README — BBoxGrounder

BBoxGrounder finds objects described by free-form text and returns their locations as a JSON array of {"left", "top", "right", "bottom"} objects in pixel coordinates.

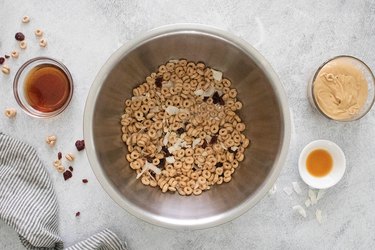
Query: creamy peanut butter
[{"left": 313, "top": 58, "right": 368, "bottom": 120}]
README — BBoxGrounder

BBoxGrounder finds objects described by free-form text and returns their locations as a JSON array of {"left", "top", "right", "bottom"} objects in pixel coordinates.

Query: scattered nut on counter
[
  {"left": 65, "top": 153, "right": 75, "bottom": 161},
  {"left": 4, "top": 108, "right": 17, "bottom": 118},
  {"left": 46, "top": 135, "right": 57, "bottom": 146},
  {"left": 19, "top": 41, "right": 27, "bottom": 49},
  {"left": 11, "top": 51, "right": 19, "bottom": 58},
  {"left": 2, "top": 65, "right": 10, "bottom": 75},
  {"left": 35, "top": 29, "right": 43, "bottom": 37},
  {"left": 39, "top": 38, "right": 47, "bottom": 47},
  {"left": 22, "top": 16, "right": 30, "bottom": 23}
]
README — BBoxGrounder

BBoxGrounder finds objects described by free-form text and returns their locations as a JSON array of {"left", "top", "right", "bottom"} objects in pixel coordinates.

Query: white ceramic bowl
[{"left": 298, "top": 140, "right": 346, "bottom": 189}]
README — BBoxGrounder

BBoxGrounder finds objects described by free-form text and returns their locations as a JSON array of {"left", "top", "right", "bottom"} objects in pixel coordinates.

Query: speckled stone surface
[{"left": 1, "top": 1, "right": 375, "bottom": 249}]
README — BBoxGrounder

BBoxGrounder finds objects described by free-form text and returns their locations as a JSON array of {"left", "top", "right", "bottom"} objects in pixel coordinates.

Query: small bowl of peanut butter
[{"left": 308, "top": 55, "right": 375, "bottom": 121}]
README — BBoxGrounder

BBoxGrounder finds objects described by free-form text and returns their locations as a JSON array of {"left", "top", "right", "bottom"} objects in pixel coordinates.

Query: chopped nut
[
  {"left": 11, "top": 51, "right": 19, "bottom": 59},
  {"left": 46, "top": 135, "right": 57, "bottom": 146},
  {"left": 34, "top": 29, "right": 43, "bottom": 37},
  {"left": 22, "top": 16, "right": 30, "bottom": 23},
  {"left": 65, "top": 153, "right": 75, "bottom": 161},
  {"left": 4, "top": 108, "right": 16, "bottom": 118},
  {"left": 2, "top": 65, "right": 10, "bottom": 75},
  {"left": 19, "top": 41, "right": 27, "bottom": 49},
  {"left": 39, "top": 38, "right": 47, "bottom": 47}
]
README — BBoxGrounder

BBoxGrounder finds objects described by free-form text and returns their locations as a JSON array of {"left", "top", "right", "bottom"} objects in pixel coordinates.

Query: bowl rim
[{"left": 83, "top": 23, "right": 291, "bottom": 229}]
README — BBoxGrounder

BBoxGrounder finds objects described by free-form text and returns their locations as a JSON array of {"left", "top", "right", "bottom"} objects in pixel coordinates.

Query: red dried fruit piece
[
  {"left": 63, "top": 170, "right": 72, "bottom": 181},
  {"left": 4, "top": 55, "right": 10, "bottom": 59},
  {"left": 15, "top": 32, "right": 25, "bottom": 41},
  {"left": 75, "top": 212, "right": 80, "bottom": 217},
  {"left": 0, "top": 57, "right": 4, "bottom": 65},
  {"left": 155, "top": 76, "right": 163, "bottom": 88},
  {"left": 69, "top": 166, "right": 73, "bottom": 171},
  {"left": 210, "top": 135, "right": 218, "bottom": 144},
  {"left": 82, "top": 179, "right": 88, "bottom": 183},
  {"left": 57, "top": 152, "right": 62, "bottom": 160},
  {"left": 75, "top": 140, "right": 85, "bottom": 151}
]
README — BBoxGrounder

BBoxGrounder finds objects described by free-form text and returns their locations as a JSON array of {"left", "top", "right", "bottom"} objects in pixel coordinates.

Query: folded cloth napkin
[{"left": 0, "top": 133, "right": 127, "bottom": 250}]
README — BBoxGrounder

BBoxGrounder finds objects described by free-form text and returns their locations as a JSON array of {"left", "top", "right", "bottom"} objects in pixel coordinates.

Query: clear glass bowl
[
  {"left": 13, "top": 57, "right": 73, "bottom": 118},
  {"left": 308, "top": 55, "right": 375, "bottom": 121}
]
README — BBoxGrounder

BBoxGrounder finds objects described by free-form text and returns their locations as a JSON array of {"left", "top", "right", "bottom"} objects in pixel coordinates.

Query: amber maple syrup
[
  {"left": 24, "top": 64, "right": 70, "bottom": 112},
  {"left": 306, "top": 149, "right": 333, "bottom": 177}
]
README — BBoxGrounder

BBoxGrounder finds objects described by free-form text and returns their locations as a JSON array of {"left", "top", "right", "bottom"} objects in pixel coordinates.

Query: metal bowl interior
[{"left": 84, "top": 24, "right": 291, "bottom": 229}]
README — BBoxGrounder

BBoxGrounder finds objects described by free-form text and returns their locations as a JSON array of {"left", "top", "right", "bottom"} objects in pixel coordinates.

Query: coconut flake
[
  {"left": 305, "top": 199, "right": 311, "bottom": 208},
  {"left": 317, "top": 189, "right": 326, "bottom": 201},
  {"left": 163, "top": 132, "right": 170, "bottom": 146},
  {"left": 230, "top": 146, "right": 239, "bottom": 151},
  {"left": 292, "top": 182, "right": 302, "bottom": 194},
  {"left": 211, "top": 69, "right": 223, "bottom": 81},
  {"left": 165, "top": 106, "right": 180, "bottom": 115},
  {"left": 168, "top": 138, "right": 183, "bottom": 153},
  {"left": 220, "top": 143, "right": 227, "bottom": 150},
  {"left": 150, "top": 107, "right": 160, "bottom": 113},
  {"left": 166, "top": 156, "right": 176, "bottom": 164},
  {"left": 309, "top": 189, "right": 317, "bottom": 205},
  {"left": 136, "top": 161, "right": 161, "bottom": 179},
  {"left": 194, "top": 89, "right": 204, "bottom": 96},
  {"left": 293, "top": 205, "right": 307, "bottom": 218},
  {"left": 268, "top": 184, "right": 277, "bottom": 195},
  {"left": 283, "top": 187, "right": 293, "bottom": 196},
  {"left": 169, "top": 59, "right": 179, "bottom": 63},
  {"left": 316, "top": 209, "right": 323, "bottom": 224},
  {"left": 163, "top": 80, "right": 174, "bottom": 88},
  {"left": 192, "top": 138, "right": 201, "bottom": 148}
]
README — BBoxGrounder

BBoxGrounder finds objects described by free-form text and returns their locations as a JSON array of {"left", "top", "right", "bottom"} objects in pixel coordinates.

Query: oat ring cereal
[{"left": 121, "top": 59, "right": 250, "bottom": 196}]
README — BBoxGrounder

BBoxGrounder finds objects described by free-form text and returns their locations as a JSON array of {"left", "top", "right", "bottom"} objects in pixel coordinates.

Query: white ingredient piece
[
  {"left": 268, "top": 184, "right": 277, "bottom": 195},
  {"left": 309, "top": 189, "right": 317, "bottom": 205},
  {"left": 165, "top": 156, "right": 176, "bottom": 164},
  {"left": 192, "top": 138, "right": 201, "bottom": 148},
  {"left": 211, "top": 69, "right": 223, "bottom": 81},
  {"left": 317, "top": 189, "right": 326, "bottom": 201},
  {"left": 203, "top": 86, "right": 216, "bottom": 97},
  {"left": 283, "top": 187, "right": 293, "bottom": 196},
  {"left": 194, "top": 89, "right": 204, "bottom": 96},
  {"left": 150, "top": 107, "right": 160, "bottom": 113},
  {"left": 293, "top": 205, "right": 307, "bottom": 218},
  {"left": 305, "top": 199, "right": 311, "bottom": 208},
  {"left": 292, "top": 182, "right": 302, "bottom": 194},
  {"left": 230, "top": 146, "right": 239, "bottom": 151},
  {"left": 163, "top": 132, "right": 170, "bottom": 146},
  {"left": 163, "top": 80, "right": 173, "bottom": 88},
  {"left": 165, "top": 105, "right": 180, "bottom": 115},
  {"left": 316, "top": 209, "right": 323, "bottom": 224},
  {"left": 168, "top": 138, "right": 183, "bottom": 153},
  {"left": 136, "top": 162, "right": 161, "bottom": 179}
]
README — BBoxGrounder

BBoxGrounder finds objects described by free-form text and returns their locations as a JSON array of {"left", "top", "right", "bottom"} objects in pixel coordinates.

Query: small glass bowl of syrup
[
  {"left": 298, "top": 140, "right": 346, "bottom": 189},
  {"left": 14, "top": 57, "right": 73, "bottom": 118}
]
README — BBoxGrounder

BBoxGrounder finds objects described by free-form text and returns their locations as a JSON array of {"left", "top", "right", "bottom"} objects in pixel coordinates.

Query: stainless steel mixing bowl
[{"left": 84, "top": 24, "right": 291, "bottom": 229}]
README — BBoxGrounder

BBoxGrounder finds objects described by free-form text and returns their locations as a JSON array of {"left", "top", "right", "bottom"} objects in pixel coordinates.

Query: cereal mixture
[{"left": 121, "top": 59, "right": 250, "bottom": 196}]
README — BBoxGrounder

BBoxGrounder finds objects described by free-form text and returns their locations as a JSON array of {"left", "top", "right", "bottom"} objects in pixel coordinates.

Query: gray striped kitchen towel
[{"left": 0, "top": 133, "right": 127, "bottom": 250}]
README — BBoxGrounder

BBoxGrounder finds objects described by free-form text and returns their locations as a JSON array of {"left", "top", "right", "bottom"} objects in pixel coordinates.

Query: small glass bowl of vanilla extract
[{"left": 14, "top": 57, "right": 73, "bottom": 118}]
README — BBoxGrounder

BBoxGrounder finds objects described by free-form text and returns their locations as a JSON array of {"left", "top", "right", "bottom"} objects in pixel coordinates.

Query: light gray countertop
[{"left": 1, "top": 0, "right": 375, "bottom": 249}]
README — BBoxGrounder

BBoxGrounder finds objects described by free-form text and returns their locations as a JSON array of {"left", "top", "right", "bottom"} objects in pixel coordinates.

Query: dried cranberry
[
  {"left": 176, "top": 128, "right": 185, "bottom": 135},
  {"left": 69, "top": 166, "right": 73, "bottom": 172},
  {"left": 155, "top": 76, "right": 163, "bottom": 88},
  {"left": 203, "top": 96, "right": 209, "bottom": 102},
  {"left": 75, "top": 140, "right": 85, "bottom": 151},
  {"left": 4, "top": 55, "right": 9, "bottom": 59},
  {"left": 63, "top": 170, "right": 72, "bottom": 181},
  {"left": 210, "top": 135, "right": 218, "bottom": 144},
  {"left": 15, "top": 32, "right": 25, "bottom": 41},
  {"left": 82, "top": 179, "right": 88, "bottom": 183},
  {"left": 157, "top": 158, "right": 165, "bottom": 169},
  {"left": 161, "top": 146, "right": 171, "bottom": 157},
  {"left": 202, "top": 140, "right": 208, "bottom": 149},
  {"left": 212, "top": 91, "right": 225, "bottom": 105},
  {"left": 75, "top": 212, "right": 80, "bottom": 217},
  {"left": 57, "top": 152, "right": 62, "bottom": 160},
  {"left": 215, "top": 162, "right": 223, "bottom": 168},
  {"left": 146, "top": 157, "right": 153, "bottom": 163},
  {"left": 0, "top": 57, "right": 4, "bottom": 65}
]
